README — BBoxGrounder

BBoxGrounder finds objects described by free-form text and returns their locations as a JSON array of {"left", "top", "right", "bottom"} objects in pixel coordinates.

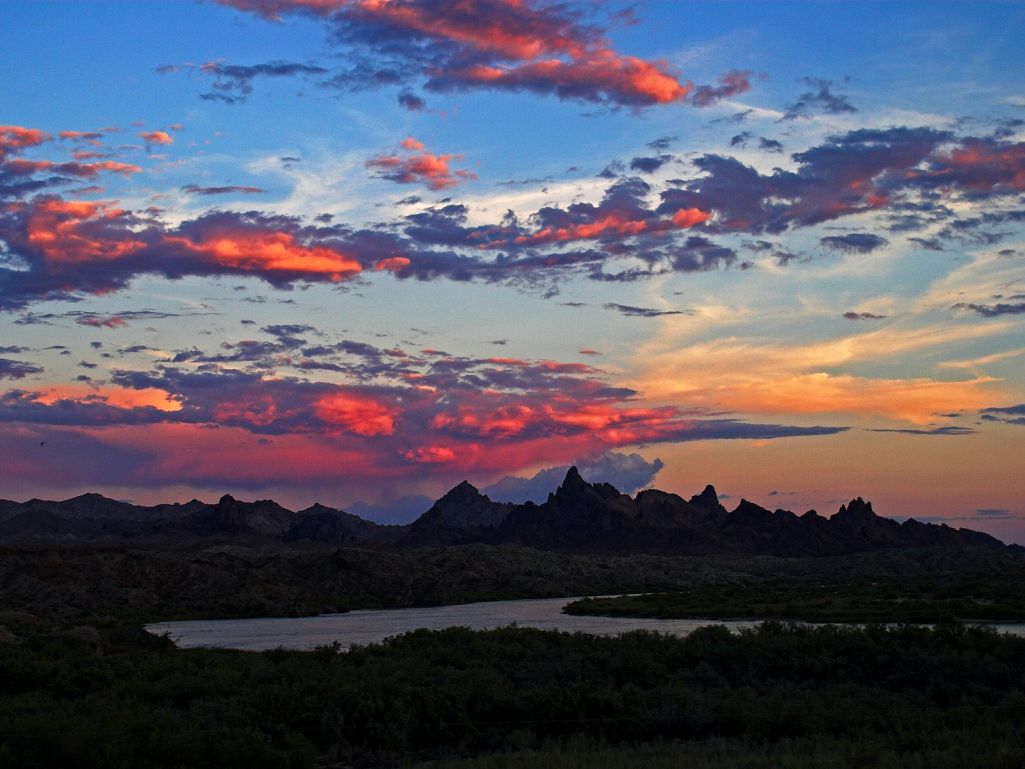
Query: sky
[{"left": 1, "top": 0, "right": 1024, "bottom": 542}]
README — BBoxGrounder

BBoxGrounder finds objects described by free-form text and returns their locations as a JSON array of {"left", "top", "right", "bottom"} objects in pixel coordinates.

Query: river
[{"left": 145, "top": 596, "right": 1025, "bottom": 651}]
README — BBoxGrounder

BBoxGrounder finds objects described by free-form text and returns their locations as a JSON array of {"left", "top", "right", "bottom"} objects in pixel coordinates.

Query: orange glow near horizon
[{"left": 29, "top": 385, "right": 182, "bottom": 412}]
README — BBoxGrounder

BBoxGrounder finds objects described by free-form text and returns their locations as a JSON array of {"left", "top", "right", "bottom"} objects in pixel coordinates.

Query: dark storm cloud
[
  {"left": 603, "top": 303, "right": 684, "bottom": 318},
  {"left": 0, "top": 358, "right": 43, "bottom": 380},
  {"left": 783, "top": 77, "right": 856, "bottom": 119},
  {"left": 820, "top": 234, "right": 889, "bottom": 253},
  {"left": 689, "top": 70, "right": 753, "bottom": 107},
  {"left": 952, "top": 302, "right": 1025, "bottom": 317},
  {"left": 629, "top": 155, "right": 672, "bottom": 173},
  {"left": 181, "top": 184, "right": 266, "bottom": 196},
  {"left": 158, "top": 60, "right": 328, "bottom": 104},
  {"left": 868, "top": 426, "right": 976, "bottom": 436},
  {"left": 980, "top": 404, "right": 1025, "bottom": 426}
]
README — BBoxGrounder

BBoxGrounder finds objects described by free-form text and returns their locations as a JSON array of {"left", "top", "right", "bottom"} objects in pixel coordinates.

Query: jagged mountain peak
[
  {"left": 557, "top": 466, "right": 588, "bottom": 493},
  {"left": 441, "top": 480, "right": 482, "bottom": 499},
  {"left": 0, "top": 478, "right": 1014, "bottom": 557},
  {"left": 834, "top": 497, "right": 877, "bottom": 524},
  {"left": 689, "top": 484, "right": 722, "bottom": 511}
]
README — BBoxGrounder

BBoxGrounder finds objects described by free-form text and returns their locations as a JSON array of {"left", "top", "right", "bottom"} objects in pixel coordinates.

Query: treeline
[
  {"left": 4, "top": 542, "right": 1023, "bottom": 624},
  {"left": 2, "top": 622, "right": 1024, "bottom": 768},
  {"left": 565, "top": 574, "right": 1025, "bottom": 623}
]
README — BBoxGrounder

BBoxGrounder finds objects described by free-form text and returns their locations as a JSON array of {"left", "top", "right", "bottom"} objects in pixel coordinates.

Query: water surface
[
  {"left": 146, "top": 597, "right": 1025, "bottom": 652},
  {"left": 147, "top": 596, "right": 763, "bottom": 651}
]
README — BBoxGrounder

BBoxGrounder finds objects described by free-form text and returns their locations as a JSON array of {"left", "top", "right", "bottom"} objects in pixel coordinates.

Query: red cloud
[
  {"left": 217, "top": 0, "right": 690, "bottom": 107},
  {"left": 367, "top": 136, "right": 477, "bottom": 190},
  {"left": 314, "top": 392, "right": 397, "bottom": 436},
  {"left": 25, "top": 199, "right": 143, "bottom": 264}
]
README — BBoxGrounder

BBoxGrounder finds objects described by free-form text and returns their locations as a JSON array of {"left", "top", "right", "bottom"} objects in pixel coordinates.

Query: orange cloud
[
  {"left": 163, "top": 230, "right": 362, "bottom": 280},
  {"left": 140, "top": 130, "right": 173, "bottom": 145},
  {"left": 709, "top": 373, "right": 1000, "bottom": 425},
  {"left": 672, "top": 208, "right": 711, "bottom": 228},
  {"left": 631, "top": 322, "right": 1013, "bottom": 425},
  {"left": 30, "top": 385, "right": 181, "bottom": 412}
]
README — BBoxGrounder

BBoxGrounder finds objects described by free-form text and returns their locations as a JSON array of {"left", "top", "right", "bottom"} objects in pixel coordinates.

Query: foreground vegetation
[
  {"left": 422, "top": 731, "right": 1025, "bottom": 769},
  {"left": 2, "top": 621, "right": 1024, "bottom": 768},
  {"left": 565, "top": 574, "right": 1025, "bottom": 623}
]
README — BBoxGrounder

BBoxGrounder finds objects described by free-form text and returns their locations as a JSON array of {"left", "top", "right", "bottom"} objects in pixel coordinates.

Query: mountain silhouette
[{"left": 0, "top": 467, "right": 1013, "bottom": 556}]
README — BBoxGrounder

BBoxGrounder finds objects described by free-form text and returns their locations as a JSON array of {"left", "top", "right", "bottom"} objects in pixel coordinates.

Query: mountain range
[{"left": 0, "top": 467, "right": 1013, "bottom": 556}]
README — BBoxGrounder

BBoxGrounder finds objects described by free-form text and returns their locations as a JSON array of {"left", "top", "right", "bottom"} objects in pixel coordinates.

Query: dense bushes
[{"left": 1, "top": 622, "right": 1024, "bottom": 767}]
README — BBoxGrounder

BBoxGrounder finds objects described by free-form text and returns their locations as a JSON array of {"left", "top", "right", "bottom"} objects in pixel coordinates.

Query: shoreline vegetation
[
  {"left": 2, "top": 622, "right": 1024, "bottom": 768},
  {"left": 563, "top": 575, "right": 1025, "bottom": 624}
]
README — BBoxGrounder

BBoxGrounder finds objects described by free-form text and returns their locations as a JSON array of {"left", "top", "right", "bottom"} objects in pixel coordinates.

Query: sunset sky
[{"left": 2, "top": 1, "right": 1024, "bottom": 541}]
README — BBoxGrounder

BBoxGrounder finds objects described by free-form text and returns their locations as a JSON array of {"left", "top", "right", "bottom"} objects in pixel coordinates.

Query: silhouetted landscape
[
  {"left": 1, "top": 467, "right": 1012, "bottom": 554},
  {"left": 3, "top": 467, "right": 1025, "bottom": 766},
  {"left": 2, "top": 467, "right": 1021, "bottom": 621},
  {"left": 6, "top": 0, "right": 1025, "bottom": 764}
]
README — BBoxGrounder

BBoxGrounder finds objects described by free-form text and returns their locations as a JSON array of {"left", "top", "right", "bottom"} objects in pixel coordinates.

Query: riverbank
[{"left": 564, "top": 574, "right": 1025, "bottom": 624}]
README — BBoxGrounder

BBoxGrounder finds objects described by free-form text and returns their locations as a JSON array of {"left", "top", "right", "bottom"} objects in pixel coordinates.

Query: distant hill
[{"left": 0, "top": 467, "right": 1014, "bottom": 556}]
